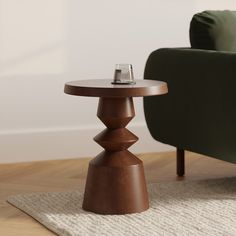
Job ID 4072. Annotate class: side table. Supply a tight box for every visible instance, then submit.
[64,79,168,215]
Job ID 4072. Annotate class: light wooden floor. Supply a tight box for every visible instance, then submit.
[1,151,236,236]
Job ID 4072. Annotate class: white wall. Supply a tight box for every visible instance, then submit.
[0,0,235,163]
[195,0,236,11]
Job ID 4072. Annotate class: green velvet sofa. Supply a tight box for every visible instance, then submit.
[144,10,236,176]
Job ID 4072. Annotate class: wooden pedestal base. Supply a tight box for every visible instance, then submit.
[82,97,149,214]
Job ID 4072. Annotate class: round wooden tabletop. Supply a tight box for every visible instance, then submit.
[64,79,168,97]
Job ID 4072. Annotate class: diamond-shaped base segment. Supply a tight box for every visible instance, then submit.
[97,116,133,129]
[94,128,138,151]
[97,97,135,129]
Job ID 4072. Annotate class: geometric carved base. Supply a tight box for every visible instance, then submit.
[82,97,149,214]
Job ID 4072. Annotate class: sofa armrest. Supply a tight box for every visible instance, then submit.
[144,48,236,163]
[145,48,236,81]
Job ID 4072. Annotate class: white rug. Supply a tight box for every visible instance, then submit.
[7,177,236,236]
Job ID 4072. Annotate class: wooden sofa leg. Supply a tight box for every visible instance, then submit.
[177,148,185,177]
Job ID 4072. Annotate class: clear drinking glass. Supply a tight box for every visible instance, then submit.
[112,64,135,84]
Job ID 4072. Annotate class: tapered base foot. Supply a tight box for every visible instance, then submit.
[82,150,149,214]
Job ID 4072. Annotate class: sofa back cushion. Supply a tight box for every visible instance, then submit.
[190,10,236,52]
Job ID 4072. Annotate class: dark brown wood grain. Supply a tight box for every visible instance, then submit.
[64,79,168,214]
[64,79,168,97]
[82,97,149,214]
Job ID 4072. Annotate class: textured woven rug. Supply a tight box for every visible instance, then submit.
[7,177,236,236]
